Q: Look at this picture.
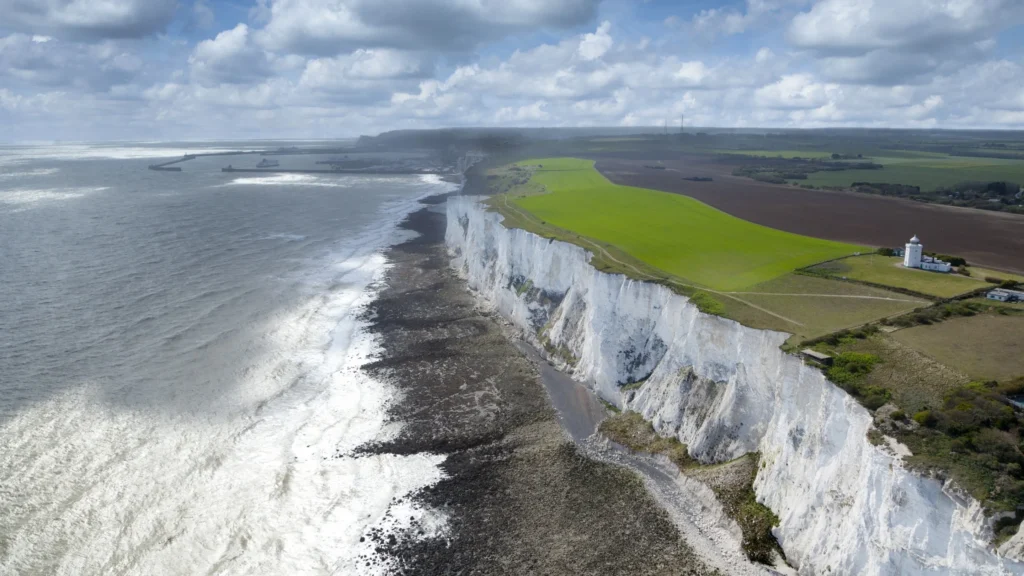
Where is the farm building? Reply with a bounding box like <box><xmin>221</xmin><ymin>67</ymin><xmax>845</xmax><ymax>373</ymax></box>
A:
<box><xmin>801</xmin><ymin>349</ymin><xmax>833</xmax><ymax>366</ymax></box>
<box><xmin>988</xmin><ymin>288</ymin><xmax>1024</xmax><ymax>302</ymax></box>
<box><xmin>903</xmin><ymin>235</ymin><xmax>951</xmax><ymax>273</ymax></box>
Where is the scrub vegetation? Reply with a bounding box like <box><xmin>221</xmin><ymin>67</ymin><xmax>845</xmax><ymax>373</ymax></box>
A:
<box><xmin>808</xmin><ymin>302</ymin><xmax>1024</xmax><ymax>526</ymax></box>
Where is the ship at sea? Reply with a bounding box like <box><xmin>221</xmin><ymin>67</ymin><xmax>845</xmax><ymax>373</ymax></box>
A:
<box><xmin>256</xmin><ymin>158</ymin><xmax>280</xmax><ymax>168</ymax></box>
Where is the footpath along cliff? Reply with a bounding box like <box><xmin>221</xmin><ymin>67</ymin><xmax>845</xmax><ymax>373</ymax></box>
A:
<box><xmin>446</xmin><ymin>195</ymin><xmax>1024</xmax><ymax>575</ymax></box>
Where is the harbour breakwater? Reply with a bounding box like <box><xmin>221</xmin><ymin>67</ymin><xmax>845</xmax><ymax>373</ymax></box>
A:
<box><xmin>445</xmin><ymin>195</ymin><xmax>1024</xmax><ymax>575</ymax></box>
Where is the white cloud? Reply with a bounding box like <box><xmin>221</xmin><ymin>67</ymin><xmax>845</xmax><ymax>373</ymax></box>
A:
<box><xmin>577</xmin><ymin>21</ymin><xmax>612</xmax><ymax>61</ymax></box>
<box><xmin>788</xmin><ymin>0</ymin><xmax>1023</xmax><ymax>53</ymax></box>
<box><xmin>256</xmin><ymin>0</ymin><xmax>602</xmax><ymax>55</ymax></box>
<box><xmin>190</xmin><ymin>25</ymin><xmax>273</xmax><ymax>87</ymax></box>
<box><xmin>190</xmin><ymin>0</ymin><xmax>216</xmax><ymax>31</ymax></box>
<box><xmin>784</xmin><ymin>0</ymin><xmax>1024</xmax><ymax>85</ymax></box>
<box><xmin>7</xmin><ymin>0</ymin><xmax>1024</xmax><ymax>141</ymax></box>
<box><xmin>687</xmin><ymin>0</ymin><xmax>808</xmax><ymax>39</ymax></box>
<box><xmin>0</xmin><ymin>0</ymin><xmax>178</xmax><ymax>40</ymax></box>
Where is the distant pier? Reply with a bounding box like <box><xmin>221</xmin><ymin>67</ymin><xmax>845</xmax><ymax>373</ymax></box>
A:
<box><xmin>148</xmin><ymin>154</ymin><xmax>197</xmax><ymax>171</ymax></box>
<box><xmin>220</xmin><ymin>166</ymin><xmax>436</xmax><ymax>175</ymax></box>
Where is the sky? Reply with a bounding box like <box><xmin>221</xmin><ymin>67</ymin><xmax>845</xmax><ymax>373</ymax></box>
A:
<box><xmin>2</xmin><ymin>0</ymin><xmax>1024</xmax><ymax>142</ymax></box>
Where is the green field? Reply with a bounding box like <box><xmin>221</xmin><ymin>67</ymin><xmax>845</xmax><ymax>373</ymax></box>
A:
<box><xmin>510</xmin><ymin>158</ymin><xmax>865</xmax><ymax>291</ymax></box>
<box><xmin>966</xmin><ymin>266</ymin><xmax>1024</xmax><ymax>284</ymax></box>
<box><xmin>809</xmin><ymin>255</ymin><xmax>986</xmax><ymax>297</ymax></box>
<box><xmin>794</xmin><ymin>154</ymin><xmax>1024</xmax><ymax>191</ymax></box>
<box><xmin>892</xmin><ymin>315</ymin><xmax>1024</xmax><ymax>381</ymax></box>
<box><xmin>726</xmin><ymin>274</ymin><xmax>926</xmax><ymax>342</ymax></box>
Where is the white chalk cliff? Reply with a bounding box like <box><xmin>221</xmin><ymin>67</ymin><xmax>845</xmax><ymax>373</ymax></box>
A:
<box><xmin>446</xmin><ymin>196</ymin><xmax>1024</xmax><ymax>575</ymax></box>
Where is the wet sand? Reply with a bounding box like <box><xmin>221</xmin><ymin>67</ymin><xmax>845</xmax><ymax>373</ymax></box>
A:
<box><xmin>359</xmin><ymin>196</ymin><xmax>718</xmax><ymax>575</ymax></box>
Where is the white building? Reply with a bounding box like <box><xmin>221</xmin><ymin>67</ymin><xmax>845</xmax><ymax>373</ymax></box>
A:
<box><xmin>903</xmin><ymin>235</ymin><xmax>951</xmax><ymax>273</ymax></box>
<box><xmin>988</xmin><ymin>289</ymin><xmax>1024</xmax><ymax>302</ymax></box>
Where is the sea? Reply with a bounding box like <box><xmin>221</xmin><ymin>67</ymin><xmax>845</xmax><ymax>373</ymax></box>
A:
<box><xmin>0</xmin><ymin>142</ymin><xmax>454</xmax><ymax>575</ymax></box>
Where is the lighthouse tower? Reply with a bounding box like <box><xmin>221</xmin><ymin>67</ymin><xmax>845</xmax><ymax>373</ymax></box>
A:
<box><xmin>904</xmin><ymin>235</ymin><xmax>923</xmax><ymax>268</ymax></box>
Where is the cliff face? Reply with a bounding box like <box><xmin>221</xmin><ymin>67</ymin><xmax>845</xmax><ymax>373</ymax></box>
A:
<box><xmin>446</xmin><ymin>196</ymin><xmax>1024</xmax><ymax>575</ymax></box>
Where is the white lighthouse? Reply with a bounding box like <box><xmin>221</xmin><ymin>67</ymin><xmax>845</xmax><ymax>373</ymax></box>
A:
<box><xmin>902</xmin><ymin>235</ymin><xmax>952</xmax><ymax>272</ymax></box>
<box><xmin>903</xmin><ymin>235</ymin><xmax>923</xmax><ymax>268</ymax></box>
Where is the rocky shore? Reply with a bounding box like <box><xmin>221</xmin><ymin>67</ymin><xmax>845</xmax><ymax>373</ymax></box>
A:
<box><xmin>359</xmin><ymin>195</ymin><xmax>716</xmax><ymax>575</ymax></box>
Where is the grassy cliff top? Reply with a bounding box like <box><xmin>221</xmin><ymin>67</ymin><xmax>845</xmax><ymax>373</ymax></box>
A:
<box><xmin>510</xmin><ymin>158</ymin><xmax>865</xmax><ymax>292</ymax></box>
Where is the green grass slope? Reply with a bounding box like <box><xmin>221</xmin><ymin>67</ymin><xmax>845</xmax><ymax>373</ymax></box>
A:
<box><xmin>809</xmin><ymin>255</ymin><xmax>985</xmax><ymax>298</ymax></box>
<box><xmin>513</xmin><ymin>158</ymin><xmax>865</xmax><ymax>291</ymax></box>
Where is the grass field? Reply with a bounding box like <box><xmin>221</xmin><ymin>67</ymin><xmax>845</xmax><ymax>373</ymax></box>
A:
<box><xmin>510</xmin><ymin>158</ymin><xmax>865</xmax><ymax>291</ymax></box>
<box><xmin>726</xmin><ymin>274</ymin><xmax>926</xmax><ymax>343</ymax></box>
<box><xmin>966</xmin><ymin>266</ymin><xmax>1024</xmax><ymax>284</ymax></box>
<box><xmin>794</xmin><ymin>154</ymin><xmax>1024</xmax><ymax>191</ymax></box>
<box><xmin>809</xmin><ymin>255</ymin><xmax>986</xmax><ymax>298</ymax></box>
<box><xmin>891</xmin><ymin>315</ymin><xmax>1024</xmax><ymax>381</ymax></box>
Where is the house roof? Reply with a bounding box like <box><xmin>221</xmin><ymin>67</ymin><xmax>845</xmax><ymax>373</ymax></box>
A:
<box><xmin>801</xmin><ymin>349</ymin><xmax>832</xmax><ymax>361</ymax></box>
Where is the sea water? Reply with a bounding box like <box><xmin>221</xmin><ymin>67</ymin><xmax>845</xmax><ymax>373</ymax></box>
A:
<box><xmin>0</xmin><ymin>143</ymin><xmax>452</xmax><ymax>575</ymax></box>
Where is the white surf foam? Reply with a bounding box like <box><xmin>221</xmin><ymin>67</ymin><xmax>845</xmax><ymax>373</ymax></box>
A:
<box><xmin>0</xmin><ymin>175</ymin><xmax>460</xmax><ymax>575</ymax></box>
<box><xmin>262</xmin><ymin>233</ymin><xmax>309</xmax><ymax>241</ymax></box>
<box><xmin>0</xmin><ymin>167</ymin><xmax>60</xmax><ymax>179</ymax></box>
<box><xmin>0</xmin><ymin>186</ymin><xmax>107</xmax><ymax>207</ymax></box>
<box><xmin>0</xmin><ymin>145</ymin><xmax>247</xmax><ymax>164</ymax></box>
<box><xmin>221</xmin><ymin>173</ymin><xmax>355</xmax><ymax>188</ymax></box>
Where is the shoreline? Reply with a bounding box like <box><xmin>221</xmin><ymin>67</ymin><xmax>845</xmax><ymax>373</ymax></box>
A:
<box><xmin>357</xmin><ymin>193</ymin><xmax>718</xmax><ymax>575</ymax></box>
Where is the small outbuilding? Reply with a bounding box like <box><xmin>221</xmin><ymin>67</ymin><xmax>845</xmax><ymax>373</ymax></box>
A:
<box><xmin>988</xmin><ymin>289</ymin><xmax>1024</xmax><ymax>302</ymax></box>
<box><xmin>802</xmin><ymin>349</ymin><xmax>833</xmax><ymax>366</ymax></box>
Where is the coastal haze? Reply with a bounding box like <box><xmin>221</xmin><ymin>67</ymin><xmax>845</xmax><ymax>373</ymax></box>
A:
<box><xmin>0</xmin><ymin>143</ymin><xmax>453</xmax><ymax>574</ymax></box>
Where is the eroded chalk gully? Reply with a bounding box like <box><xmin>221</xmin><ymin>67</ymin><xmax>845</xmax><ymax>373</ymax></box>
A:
<box><xmin>514</xmin><ymin>341</ymin><xmax>780</xmax><ymax>576</ymax></box>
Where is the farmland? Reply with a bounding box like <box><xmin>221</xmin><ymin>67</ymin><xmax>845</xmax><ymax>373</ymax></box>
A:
<box><xmin>891</xmin><ymin>315</ymin><xmax>1024</xmax><ymax>382</ymax></box>
<box><xmin>509</xmin><ymin>158</ymin><xmax>864</xmax><ymax>291</ymax></box>
<box><xmin>596</xmin><ymin>156</ymin><xmax>1024</xmax><ymax>274</ymax></box>
<box><xmin>487</xmin><ymin>159</ymin><xmax>924</xmax><ymax>344</ymax></box>
<box><xmin>795</xmin><ymin>154</ymin><xmax>1024</xmax><ymax>191</ymax></box>
<box><xmin>808</xmin><ymin>255</ymin><xmax>987</xmax><ymax>298</ymax></box>
<box><xmin>717</xmin><ymin>147</ymin><xmax>1024</xmax><ymax>192</ymax></box>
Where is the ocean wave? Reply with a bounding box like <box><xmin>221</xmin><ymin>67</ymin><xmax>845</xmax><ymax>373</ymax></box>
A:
<box><xmin>0</xmin><ymin>174</ymin><xmax>459</xmax><ymax>575</ymax></box>
<box><xmin>261</xmin><ymin>233</ymin><xmax>308</xmax><ymax>241</ymax></box>
<box><xmin>0</xmin><ymin>168</ymin><xmax>60</xmax><ymax>179</ymax></box>
<box><xmin>220</xmin><ymin>174</ymin><xmax>355</xmax><ymax>188</ymax></box>
<box><xmin>0</xmin><ymin>186</ymin><xmax>107</xmax><ymax>207</ymax></box>
<box><xmin>0</xmin><ymin>145</ymin><xmax>251</xmax><ymax>165</ymax></box>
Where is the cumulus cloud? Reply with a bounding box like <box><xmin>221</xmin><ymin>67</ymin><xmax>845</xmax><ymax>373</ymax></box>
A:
<box><xmin>256</xmin><ymin>0</ymin><xmax>602</xmax><ymax>55</ymax></box>
<box><xmin>0</xmin><ymin>0</ymin><xmax>177</xmax><ymax>40</ymax></box>
<box><xmin>787</xmin><ymin>0</ymin><xmax>1024</xmax><ymax>84</ymax></box>
<box><xmin>298</xmin><ymin>49</ymin><xmax>433</xmax><ymax>102</ymax></box>
<box><xmin>6</xmin><ymin>0</ymin><xmax>1024</xmax><ymax>141</ymax></box>
<box><xmin>788</xmin><ymin>0</ymin><xmax>1023</xmax><ymax>53</ymax></box>
<box><xmin>577</xmin><ymin>21</ymin><xmax>612</xmax><ymax>60</ymax></box>
<box><xmin>189</xmin><ymin>25</ymin><xmax>275</xmax><ymax>87</ymax></box>
<box><xmin>189</xmin><ymin>0</ymin><xmax>216</xmax><ymax>31</ymax></box>
<box><xmin>685</xmin><ymin>0</ymin><xmax>808</xmax><ymax>39</ymax></box>
<box><xmin>0</xmin><ymin>34</ymin><xmax>143</xmax><ymax>91</ymax></box>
